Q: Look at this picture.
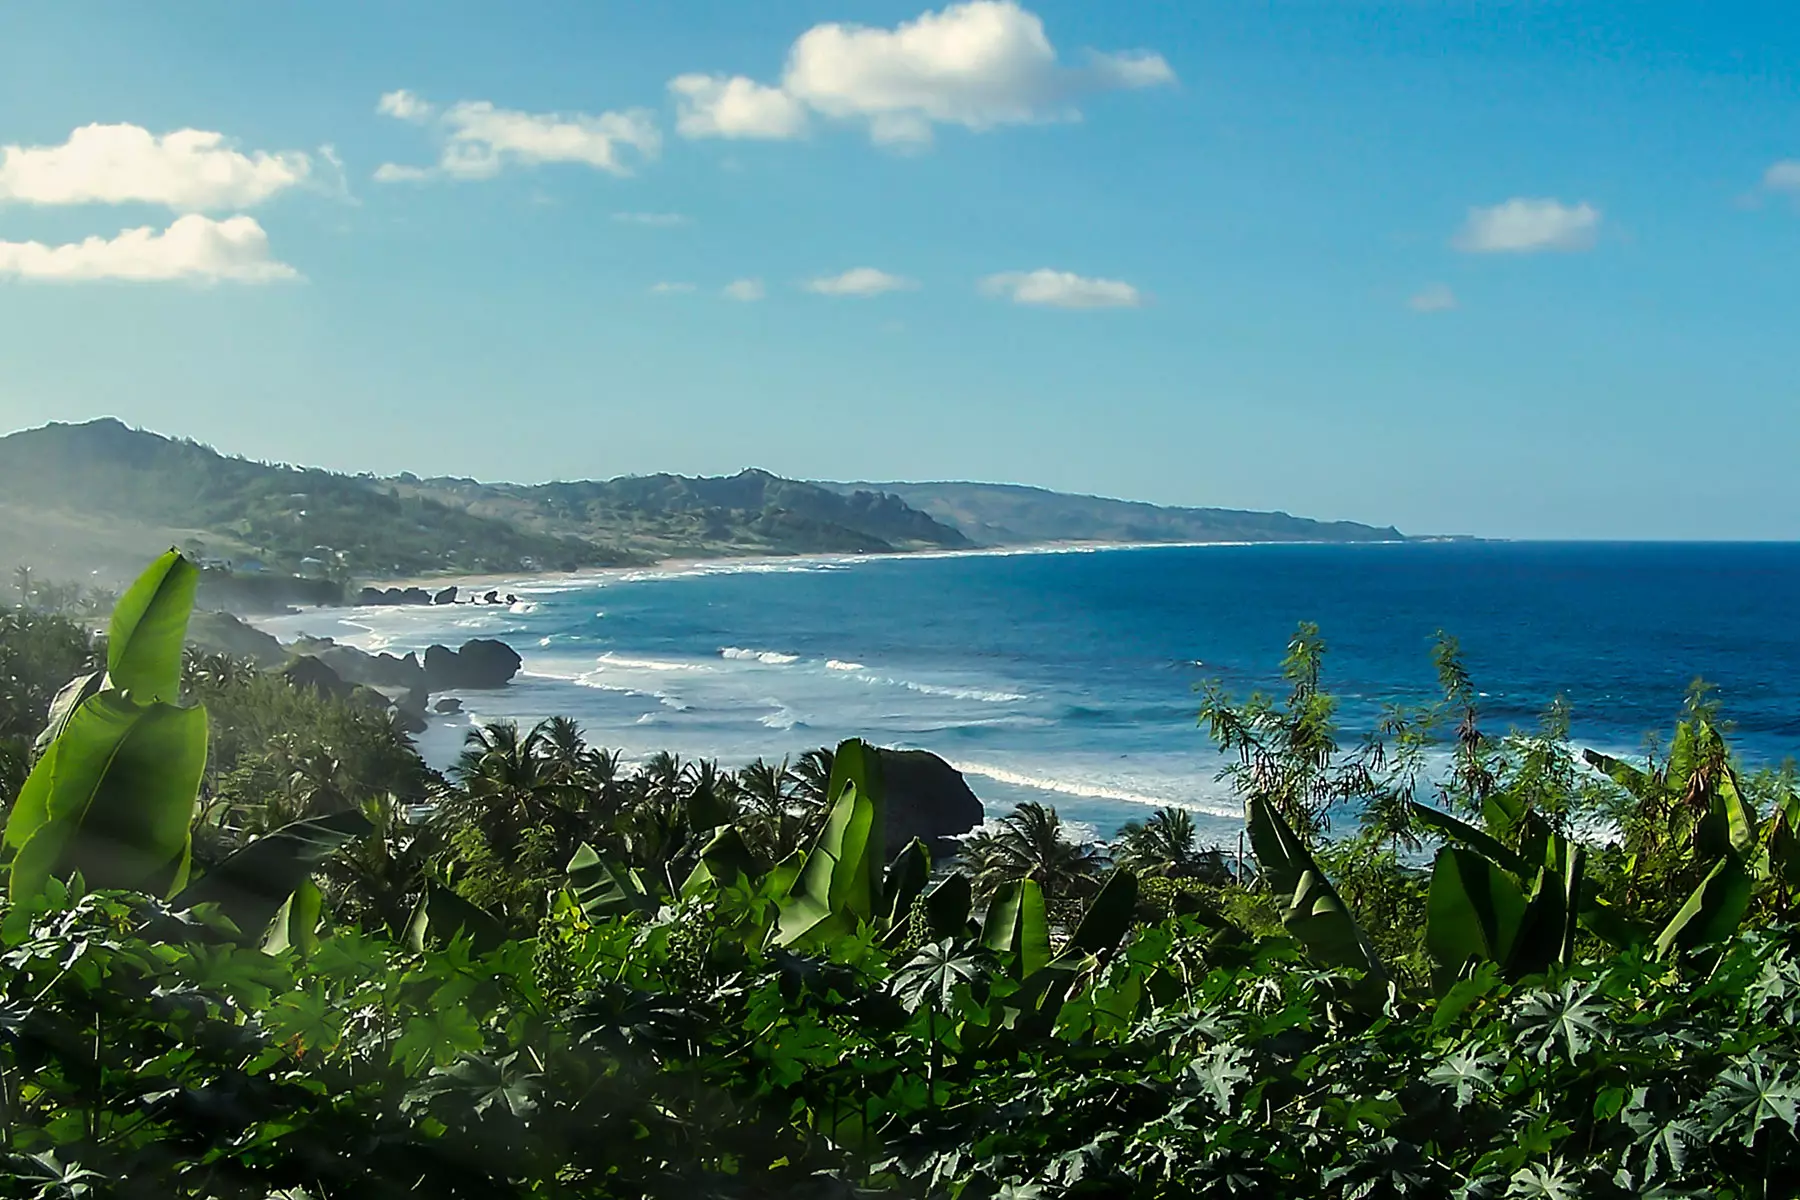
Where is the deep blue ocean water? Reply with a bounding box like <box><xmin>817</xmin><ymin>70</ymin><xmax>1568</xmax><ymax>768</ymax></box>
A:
<box><xmin>261</xmin><ymin>542</ymin><xmax>1800</xmax><ymax>846</ymax></box>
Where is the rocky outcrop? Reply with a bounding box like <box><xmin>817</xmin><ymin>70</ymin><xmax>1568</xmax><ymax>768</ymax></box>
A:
<box><xmin>289</xmin><ymin>637</ymin><xmax>429</xmax><ymax>693</ymax></box>
<box><xmin>433</xmin><ymin>585</ymin><xmax>458</xmax><ymax>605</ymax></box>
<box><xmin>282</xmin><ymin>656</ymin><xmax>357</xmax><ymax>703</ymax></box>
<box><xmin>186</xmin><ymin>610</ymin><xmax>288</xmax><ymax>668</ymax></box>
<box><xmin>422</xmin><ymin>639</ymin><xmax>523</xmax><ymax>690</ymax></box>
<box><xmin>875</xmin><ymin>749</ymin><xmax>986</xmax><ymax>856</ymax></box>
<box><xmin>356</xmin><ymin>586</ymin><xmax>437</xmax><ymax>607</ymax></box>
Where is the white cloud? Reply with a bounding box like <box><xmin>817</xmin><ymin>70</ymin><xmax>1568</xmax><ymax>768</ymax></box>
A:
<box><xmin>1455</xmin><ymin>198</ymin><xmax>1600</xmax><ymax>253</ymax></box>
<box><xmin>722</xmin><ymin>278</ymin><xmax>766</xmax><ymax>301</ymax></box>
<box><xmin>670</xmin><ymin>75</ymin><xmax>809</xmax><ymax>140</ymax></box>
<box><xmin>0</xmin><ymin>214</ymin><xmax>298</xmax><ymax>283</ymax></box>
<box><xmin>376</xmin><ymin>93</ymin><xmax>660</xmax><ymax>181</ymax></box>
<box><xmin>671</xmin><ymin>1</ymin><xmax>1174</xmax><ymax>146</ymax></box>
<box><xmin>1764</xmin><ymin>160</ymin><xmax>1800</xmax><ymax>196</ymax></box>
<box><xmin>377</xmin><ymin>89</ymin><xmax>434</xmax><ymax>122</ymax></box>
<box><xmin>650</xmin><ymin>281</ymin><xmax>696</xmax><ymax>294</ymax></box>
<box><xmin>613</xmin><ymin>211</ymin><xmax>688</xmax><ymax>226</ymax></box>
<box><xmin>0</xmin><ymin>123</ymin><xmax>311</xmax><ymax>210</ymax></box>
<box><xmin>980</xmin><ymin>268</ymin><xmax>1139</xmax><ymax>309</ymax></box>
<box><xmin>372</xmin><ymin>162</ymin><xmax>432</xmax><ymax>183</ymax></box>
<box><xmin>804</xmin><ymin>266</ymin><xmax>917</xmax><ymax>296</ymax></box>
<box><xmin>1409</xmin><ymin>283</ymin><xmax>1458</xmax><ymax>313</ymax></box>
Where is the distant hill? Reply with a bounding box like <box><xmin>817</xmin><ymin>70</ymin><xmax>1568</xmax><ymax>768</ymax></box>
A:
<box><xmin>822</xmin><ymin>480</ymin><xmax>1405</xmax><ymax>546</ymax></box>
<box><xmin>0</xmin><ymin>420</ymin><xmax>969</xmax><ymax>584</ymax></box>
<box><xmin>402</xmin><ymin>469</ymin><xmax>971</xmax><ymax>562</ymax></box>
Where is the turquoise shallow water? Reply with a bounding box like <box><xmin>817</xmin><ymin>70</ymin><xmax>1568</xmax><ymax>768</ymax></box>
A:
<box><xmin>261</xmin><ymin>542</ymin><xmax>1800</xmax><ymax>846</ymax></box>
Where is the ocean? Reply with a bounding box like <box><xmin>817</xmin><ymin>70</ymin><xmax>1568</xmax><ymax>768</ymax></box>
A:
<box><xmin>258</xmin><ymin>542</ymin><xmax>1800</xmax><ymax>847</ymax></box>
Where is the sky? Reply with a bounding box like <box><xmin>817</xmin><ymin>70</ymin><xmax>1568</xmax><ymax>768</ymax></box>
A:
<box><xmin>1</xmin><ymin>1</ymin><xmax>1797</xmax><ymax>540</ymax></box>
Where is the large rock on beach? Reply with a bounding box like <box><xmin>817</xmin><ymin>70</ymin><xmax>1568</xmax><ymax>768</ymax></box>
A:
<box><xmin>422</xmin><ymin>638</ymin><xmax>523</xmax><ymax>690</ymax></box>
<box><xmin>875</xmin><ymin>748</ymin><xmax>986</xmax><ymax>856</ymax></box>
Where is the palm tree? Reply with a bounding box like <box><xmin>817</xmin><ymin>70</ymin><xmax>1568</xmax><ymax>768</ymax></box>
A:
<box><xmin>449</xmin><ymin>720</ymin><xmax>583</xmax><ymax>859</ymax></box>
<box><xmin>1112</xmin><ymin>806</ymin><xmax>1231</xmax><ymax>881</ymax></box>
<box><xmin>734</xmin><ymin>757</ymin><xmax>823</xmax><ymax>862</ymax></box>
<box><xmin>792</xmin><ymin>747</ymin><xmax>835</xmax><ymax>807</ymax></box>
<box><xmin>960</xmin><ymin>801</ymin><xmax>1104</xmax><ymax>900</ymax></box>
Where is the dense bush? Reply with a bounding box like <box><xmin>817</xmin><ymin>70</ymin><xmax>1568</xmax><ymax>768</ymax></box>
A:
<box><xmin>3</xmin><ymin>553</ymin><xmax>1799</xmax><ymax>1197</ymax></box>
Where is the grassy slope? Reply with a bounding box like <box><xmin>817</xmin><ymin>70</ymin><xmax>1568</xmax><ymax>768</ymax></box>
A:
<box><xmin>825</xmin><ymin>480</ymin><xmax>1407</xmax><ymax>545</ymax></box>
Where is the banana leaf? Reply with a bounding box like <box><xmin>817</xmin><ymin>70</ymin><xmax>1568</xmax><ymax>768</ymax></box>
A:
<box><xmin>1409</xmin><ymin>801</ymin><xmax>1530</xmax><ymax>876</ymax></box>
<box><xmin>1066</xmin><ymin>867</ymin><xmax>1138</xmax><ymax>957</ymax></box>
<box><xmin>981</xmin><ymin>878</ymin><xmax>1051</xmax><ymax>978</ymax></box>
<box><xmin>1246</xmin><ymin>795</ymin><xmax>1388</xmax><ymax>989</ymax></box>
<box><xmin>774</xmin><ymin>739</ymin><xmax>886</xmax><ymax>947</ymax></box>
<box><xmin>404</xmin><ymin>881</ymin><xmax>507</xmax><ymax>954</ymax></box>
<box><xmin>105</xmin><ymin>550</ymin><xmax>198</xmax><ymax>704</ymax></box>
<box><xmin>1425</xmin><ymin>847</ymin><xmax>1528</xmax><ymax>994</ymax></box>
<box><xmin>922</xmin><ymin>871</ymin><xmax>973</xmax><ymax>940</ymax></box>
<box><xmin>880</xmin><ymin>838</ymin><xmax>932</xmax><ymax>931</ymax></box>
<box><xmin>263</xmin><ymin>879</ymin><xmax>325</xmax><ymax>956</ymax></box>
<box><xmin>7</xmin><ymin>693</ymin><xmax>206</xmax><ymax>902</ymax></box>
<box><xmin>174</xmin><ymin>809</ymin><xmax>371</xmax><ymax>939</ymax></box>
<box><xmin>567</xmin><ymin>842</ymin><xmax>656</xmax><ymax>919</ymax></box>
<box><xmin>1654</xmin><ymin>856</ymin><xmax>1753</xmax><ymax>960</ymax></box>
<box><xmin>680</xmin><ymin>825</ymin><xmax>759</xmax><ymax>898</ymax></box>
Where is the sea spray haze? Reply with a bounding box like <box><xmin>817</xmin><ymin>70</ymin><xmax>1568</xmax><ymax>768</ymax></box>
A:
<box><xmin>260</xmin><ymin>540</ymin><xmax>1800</xmax><ymax>843</ymax></box>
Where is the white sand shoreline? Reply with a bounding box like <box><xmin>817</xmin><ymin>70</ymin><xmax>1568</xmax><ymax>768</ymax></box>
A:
<box><xmin>362</xmin><ymin>537</ymin><xmax>1412</xmax><ymax>596</ymax></box>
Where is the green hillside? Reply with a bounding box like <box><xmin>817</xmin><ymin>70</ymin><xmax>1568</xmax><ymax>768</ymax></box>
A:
<box><xmin>0</xmin><ymin>420</ymin><xmax>970</xmax><ymax>584</ymax></box>
<box><xmin>825</xmin><ymin>479</ymin><xmax>1407</xmax><ymax>545</ymax></box>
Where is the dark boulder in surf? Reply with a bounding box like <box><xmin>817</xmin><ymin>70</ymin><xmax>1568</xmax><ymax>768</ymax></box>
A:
<box><xmin>876</xmin><ymin>748</ymin><xmax>985</xmax><ymax>857</ymax></box>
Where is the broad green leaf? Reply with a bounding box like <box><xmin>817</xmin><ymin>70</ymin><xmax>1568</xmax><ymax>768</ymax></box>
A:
<box><xmin>922</xmin><ymin>870</ymin><xmax>973</xmax><ymax>940</ymax></box>
<box><xmin>105</xmin><ymin>550</ymin><xmax>198</xmax><ymax>704</ymax></box>
<box><xmin>879</xmin><ymin>838</ymin><xmax>932</xmax><ymax>931</ymax></box>
<box><xmin>566</xmin><ymin>842</ymin><xmax>655</xmax><ymax>920</ymax></box>
<box><xmin>1066</xmin><ymin>867</ymin><xmax>1138</xmax><ymax>957</ymax></box>
<box><xmin>262</xmin><ymin>878</ymin><xmax>324</xmax><ymax>956</ymax></box>
<box><xmin>1426</xmin><ymin>847</ymin><xmax>1528</xmax><ymax>993</ymax></box>
<box><xmin>6</xmin><ymin>692</ymin><xmax>205</xmax><ymax>901</ymax></box>
<box><xmin>774</xmin><ymin>738</ymin><xmax>885</xmax><ymax>947</ymax></box>
<box><xmin>981</xmin><ymin>878</ymin><xmax>1051</xmax><ymax>978</ymax></box>
<box><xmin>1709</xmin><ymin>765</ymin><xmax>1759</xmax><ymax>860</ymax></box>
<box><xmin>1654</xmin><ymin>856</ymin><xmax>1753</xmax><ymax>960</ymax></box>
<box><xmin>1582</xmin><ymin>748</ymin><xmax>1654</xmax><ymax>797</ymax></box>
<box><xmin>175</xmin><ymin>809</ymin><xmax>371</xmax><ymax>940</ymax></box>
<box><xmin>680</xmin><ymin>825</ymin><xmax>758</xmax><ymax>898</ymax></box>
<box><xmin>31</xmin><ymin>670</ymin><xmax>104</xmax><ymax>758</ymax></box>
<box><xmin>404</xmin><ymin>881</ymin><xmax>507</xmax><ymax>954</ymax></box>
<box><xmin>1409</xmin><ymin>800</ymin><xmax>1530</xmax><ymax>876</ymax></box>
<box><xmin>1246</xmin><ymin>795</ymin><xmax>1387</xmax><ymax>990</ymax></box>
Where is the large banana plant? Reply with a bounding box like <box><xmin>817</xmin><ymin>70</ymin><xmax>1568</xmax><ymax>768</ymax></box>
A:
<box><xmin>1246</xmin><ymin>795</ymin><xmax>1389</xmax><ymax>998</ymax></box>
<box><xmin>5</xmin><ymin>551</ymin><xmax>207</xmax><ymax>901</ymax></box>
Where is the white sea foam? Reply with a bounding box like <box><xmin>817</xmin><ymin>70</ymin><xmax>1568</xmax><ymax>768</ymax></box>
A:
<box><xmin>826</xmin><ymin>660</ymin><xmax>866</xmax><ymax>672</ymax></box>
<box><xmin>721</xmin><ymin>647</ymin><xmax>801</xmax><ymax>665</ymax></box>
<box><xmin>867</xmin><ymin>676</ymin><xmax>1027</xmax><ymax>704</ymax></box>
<box><xmin>594</xmin><ymin>653</ymin><xmax>710</xmax><ymax>673</ymax></box>
<box><xmin>951</xmin><ymin>760</ymin><xmax>1240</xmax><ymax>820</ymax></box>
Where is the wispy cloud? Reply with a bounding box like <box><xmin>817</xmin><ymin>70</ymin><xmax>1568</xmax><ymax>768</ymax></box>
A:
<box><xmin>1763</xmin><ymin>160</ymin><xmax>1800</xmax><ymax>199</ymax></box>
<box><xmin>375</xmin><ymin>92</ymin><xmax>660</xmax><ymax>181</ymax></box>
<box><xmin>980</xmin><ymin>268</ymin><xmax>1140</xmax><ymax>309</ymax></box>
<box><xmin>670</xmin><ymin>1</ymin><xmax>1174</xmax><ymax>148</ymax></box>
<box><xmin>803</xmin><ymin>267</ymin><xmax>918</xmax><ymax>297</ymax></box>
<box><xmin>0</xmin><ymin>123</ymin><xmax>311</xmax><ymax>210</ymax></box>
<box><xmin>650</xmin><ymin>281</ymin><xmax>696</xmax><ymax>294</ymax></box>
<box><xmin>1455</xmin><ymin>198</ymin><xmax>1600</xmax><ymax>253</ymax></box>
<box><xmin>0</xmin><ymin>214</ymin><xmax>299</xmax><ymax>283</ymax></box>
<box><xmin>613</xmin><ymin>211</ymin><xmax>689</xmax><ymax>227</ymax></box>
<box><xmin>1408</xmin><ymin>283</ymin><xmax>1458</xmax><ymax>313</ymax></box>
<box><xmin>722</xmin><ymin>278</ymin><xmax>766</xmax><ymax>301</ymax></box>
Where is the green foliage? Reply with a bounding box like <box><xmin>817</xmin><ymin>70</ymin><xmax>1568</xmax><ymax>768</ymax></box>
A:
<box><xmin>774</xmin><ymin>738</ymin><xmax>886</xmax><ymax>947</ymax></box>
<box><xmin>5</xmin><ymin>553</ymin><xmax>208</xmax><ymax>903</ymax></box>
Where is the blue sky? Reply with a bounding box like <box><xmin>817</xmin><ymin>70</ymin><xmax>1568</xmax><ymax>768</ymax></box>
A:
<box><xmin>1</xmin><ymin>2</ymin><xmax>1796</xmax><ymax>539</ymax></box>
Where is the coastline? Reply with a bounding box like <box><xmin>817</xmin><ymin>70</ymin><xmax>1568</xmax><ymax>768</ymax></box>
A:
<box><xmin>359</xmin><ymin>536</ymin><xmax>1418</xmax><ymax>595</ymax></box>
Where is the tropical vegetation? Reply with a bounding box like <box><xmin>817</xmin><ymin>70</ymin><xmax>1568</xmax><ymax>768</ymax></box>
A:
<box><xmin>1</xmin><ymin>552</ymin><xmax>1798</xmax><ymax>1197</ymax></box>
